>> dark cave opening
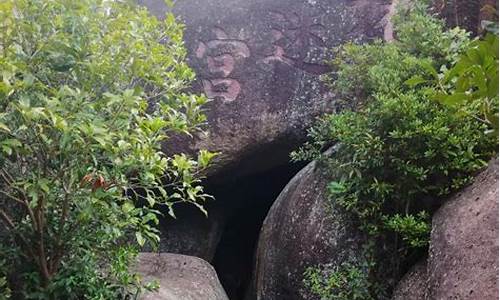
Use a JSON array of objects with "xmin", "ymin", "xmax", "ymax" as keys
[
  {"xmin": 209, "ymin": 162, "xmax": 304, "ymax": 300},
  {"xmin": 156, "ymin": 135, "xmax": 308, "ymax": 299}
]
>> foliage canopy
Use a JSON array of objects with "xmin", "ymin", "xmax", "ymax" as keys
[
  {"xmin": 0, "ymin": 0, "xmax": 213, "ymax": 298},
  {"xmin": 296, "ymin": 1, "xmax": 498, "ymax": 299}
]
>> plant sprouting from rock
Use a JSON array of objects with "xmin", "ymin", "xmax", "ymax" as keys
[{"xmin": 304, "ymin": 262, "xmax": 377, "ymax": 300}]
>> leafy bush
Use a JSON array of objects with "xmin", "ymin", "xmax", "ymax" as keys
[
  {"xmin": 304, "ymin": 262, "xmax": 375, "ymax": 300},
  {"xmin": 0, "ymin": 259, "xmax": 10, "ymax": 300},
  {"xmin": 0, "ymin": 0, "xmax": 213, "ymax": 298},
  {"xmin": 393, "ymin": 0, "xmax": 470, "ymax": 63},
  {"xmin": 326, "ymin": 41, "xmax": 429, "ymax": 110},
  {"xmin": 297, "ymin": 1, "xmax": 498, "ymax": 298},
  {"xmin": 311, "ymin": 90, "xmax": 494, "ymax": 234},
  {"xmin": 409, "ymin": 33, "xmax": 499, "ymax": 135},
  {"xmin": 383, "ymin": 212, "xmax": 430, "ymax": 249}
]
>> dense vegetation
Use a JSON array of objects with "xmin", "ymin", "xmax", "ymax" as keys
[
  {"xmin": 293, "ymin": 1, "xmax": 498, "ymax": 299},
  {"xmin": 0, "ymin": 0, "xmax": 213, "ymax": 298},
  {"xmin": 0, "ymin": 0, "xmax": 497, "ymax": 299}
]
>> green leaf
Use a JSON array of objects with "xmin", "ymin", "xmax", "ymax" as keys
[
  {"xmin": 0, "ymin": 123, "xmax": 10, "ymax": 133},
  {"xmin": 172, "ymin": 154, "xmax": 192, "ymax": 171},
  {"xmin": 28, "ymin": 190, "xmax": 38, "ymax": 208},
  {"xmin": 1, "ymin": 139, "xmax": 21, "ymax": 153},
  {"xmin": 38, "ymin": 178, "xmax": 50, "ymax": 194},
  {"xmin": 167, "ymin": 203, "xmax": 176, "ymax": 218},
  {"xmin": 197, "ymin": 150, "xmax": 217, "ymax": 168},
  {"xmin": 421, "ymin": 61, "xmax": 438, "ymax": 79},
  {"xmin": 438, "ymin": 92, "xmax": 468, "ymax": 106},
  {"xmin": 1, "ymin": 145, "xmax": 12, "ymax": 155},
  {"xmin": 135, "ymin": 232, "xmax": 145, "ymax": 247},
  {"xmin": 122, "ymin": 201, "xmax": 135, "ymax": 214},
  {"xmin": 404, "ymin": 76, "xmax": 427, "ymax": 87},
  {"xmin": 146, "ymin": 194, "xmax": 155, "ymax": 207},
  {"xmin": 193, "ymin": 202, "xmax": 208, "ymax": 217},
  {"xmin": 328, "ymin": 181, "xmax": 347, "ymax": 194}
]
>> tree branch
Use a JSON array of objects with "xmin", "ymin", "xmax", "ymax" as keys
[{"xmin": 0, "ymin": 208, "xmax": 39, "ymax": 267}]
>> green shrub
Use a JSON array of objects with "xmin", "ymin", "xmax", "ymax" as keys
[
  {"xmin": 296, "ymin": 1, "xmax": 498, "ymax": 298},
  {"xmin": 327, "ymin": 41, "xmax": 430, "ymax": 109},
  {"xmin": 393, "ymin": 1, "xmax": 470, "ymax": 63},
  {"xmin": 0, "ymin": 259, "xmax": 10, "ymax": 300},
  {"xmin": 409, "ymin": 33, "xmax": 499, "ymax": 135},
  {"xmin": 312, "ymin": 90, "xmax": 494, "ymax": 232},
  {"xmin": 383, "ymin": 212, "xmax": 430, "ymax": 249},
  {"xmin": 0, "ymin": 0, "xmax": 213, "ymax": 298},
  {"xmin": 304, "ymin": 262, "xmax": 375, "ymax": 300}
]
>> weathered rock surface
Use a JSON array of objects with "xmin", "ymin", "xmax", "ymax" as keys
[
  {"xmin": 139, "ymin": 0, "xmax": 392, "ymax": 182},
  {"xmin": 157, "ymin": 204, "xmax": 227, "ymax": 261},
  {"xmin": 391, "ymin": 259, "xmax": 428, "ymax": 300},
  {"xmin": 135, "ymin": 253, "xmax": 229, "ymax": 300},
  {"xmin": 252, "ymin": 158, "xmax": 368, "ymax": 300},
  {"xmin": 433, "ymin": 0, "xmax": 499, "ymax": 35},
  {"xmin": 137, "ymin": 0, "xmax": 394, "ymax": 266},
  {"xmin": 391, "ymin": 158, "xmax": 499, "ymax": 300},
  {"xmin": 427, "ymin": 158, "xmax": 499, "ymax": 300}
]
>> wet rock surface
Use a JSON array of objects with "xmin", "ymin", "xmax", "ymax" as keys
[
  {"xmin": 135, "ymin": 253, "xmax": 229, "ymax": 300},
  {"xmin": 427, "ymin": 158, "xmax": 499, "ymax": 300}
]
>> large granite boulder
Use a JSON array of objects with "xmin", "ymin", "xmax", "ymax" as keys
[
  {"xmin": 252, "ymin": 158, "xmax": 368, "ymax": 300},
  {"xmin": 391, "ymin": 259, "xmax": 428, "ymax": 300},
  {"xmin": 391, "ymin": 158, "xmax": 499, "ymax": 300},
  {"xmin": 139, "ymin": 0, "xmax": 392, "ymax": 181},
  {"xmin": 137, "ymin": 0, "xmax": 394, "ymax": 280},
  {"xmin": 427, "ymin": 158, "xmax": 499, "ymax": 299},
  {"xmin": 135, "ymin": 253, "xmax": 229, "ymax": 300}
]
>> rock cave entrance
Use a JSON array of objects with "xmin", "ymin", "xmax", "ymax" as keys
[{"xmin": 208, "ymin": 161, "xmax": 304, "ymax": 300}]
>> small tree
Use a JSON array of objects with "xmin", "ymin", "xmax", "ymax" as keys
[{"xmin": 0, "ymin": 0, "xmax": 214, "ymax": 297}]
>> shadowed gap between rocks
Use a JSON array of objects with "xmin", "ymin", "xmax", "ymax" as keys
[
  {"xmin": 155, "ymin": 137, "xmax": 308, "ymax": 299},
  {"xmin": 209, "ymin": 161, "xmax": 305, "ymax": 300},
  {"xmin": 154, "ymin": 158, "xmax": 304, "ymax": 300}
]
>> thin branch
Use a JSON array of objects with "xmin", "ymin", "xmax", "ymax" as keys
[
  {"xmin": 50, "ymin": 182, "xmax": 72, "ymax": 273},
  {"xmin": 35, "ymin": 197, "xmax": 51, "ymax": 285},
  {"xmin": 0, "ymin": 190, "xmax": 27, "ymax": 207},
  {"xmin": 0, "ymin": 208, "xmax": 38, "ymax": 265},
  {"xmin": 0, "ymin": 209, "xmax": 15, "ymax": 229},
  {"xmin": 0, "ymin": 170, "xmax": 38, "ymax": 232}
]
